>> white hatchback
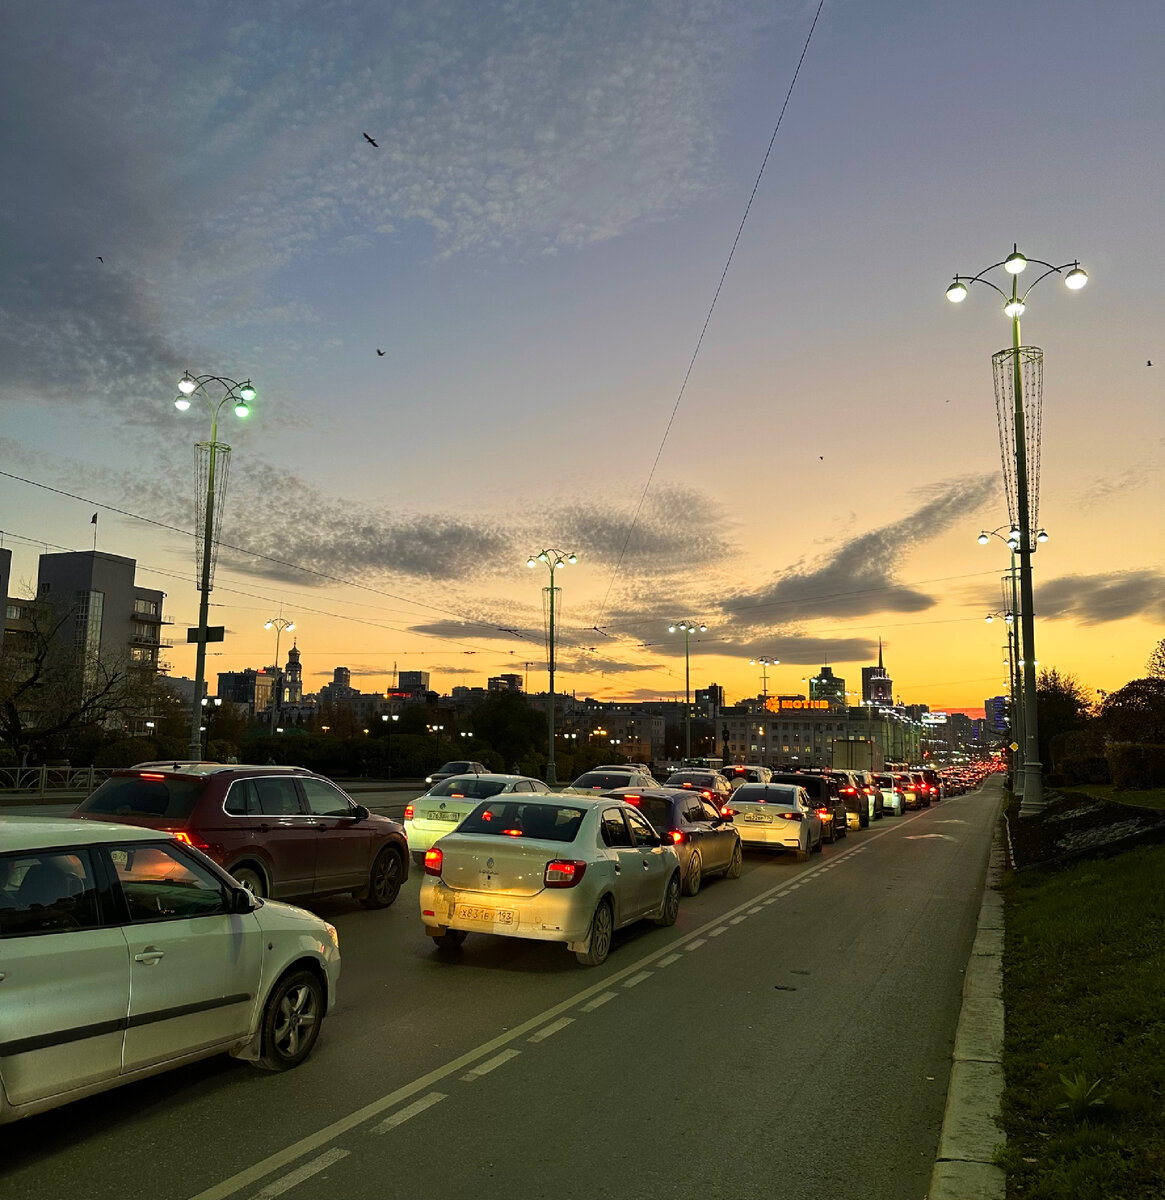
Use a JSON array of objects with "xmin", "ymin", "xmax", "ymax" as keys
[
  {"xmin": 0, "ymin": 816, "xmax": 340, "ymax": 1125},
  {"xmin": 404, "ymin": 774, "xmax": 554, "ymax": 864}
]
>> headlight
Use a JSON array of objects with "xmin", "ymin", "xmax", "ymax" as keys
[{"xmin": 323, "ymin": 922, "xmax": 339, "ymax": 951}]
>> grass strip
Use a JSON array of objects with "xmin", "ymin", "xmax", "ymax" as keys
[
  {"xmin": 999, "ymin": 841, "xmax": 1165, "ymax": 1198},
  {"xmin": 1058, "ymin": 783, "xmax": 1165, "ymax": 811}
]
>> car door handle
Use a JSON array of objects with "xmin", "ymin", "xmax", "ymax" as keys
[{"xmin": 134, "ymin": 948, "xmax": 164, "ymax": 965}]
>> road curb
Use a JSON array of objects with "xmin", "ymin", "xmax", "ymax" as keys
[{"xmin": 927, "ymin": 792, "xmax": 1007, "ymax": 1200}]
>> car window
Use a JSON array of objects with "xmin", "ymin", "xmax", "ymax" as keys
[
  {"xmin": 107, "ymin": 843, "xmax": 227, "ymax": 922},
  {"xmin": 513, "ymin": 780, "xmax": 533, "ymax": 793},
  {"xmin": 625, "ymin": 808, "xmax": 660, "ymax": 847},
  {"xmin": 699, "ymin": 800, "xmax": 722, "ymax": 822},
  {"xmin": 0, "ymin": 850, "xmax": 101, "ymax": 937},
  {"xmin": 634, "ymin": 796, "xmax": 673, "ymax": 832},
  {"xmin": 300, "ymin": 777, "xmax": 352, "ymax": 817},
  {"xmin": 530, "ymin": 780, "xmax": 552, "ymax": 793},
  {"xmin": 456, "ymin": 802, "xmax": 585, "ymax": 842},
  {"xmin": 430, "ymin": 777, "xmax": 509, "ymax": 800},
  {"xmin": 683, "ymin": 800, "xmax": 705, "ymax": 824},
  {"xmin": 437, "ymin": 762, "xmax": 473, "ymax": 774},
  {"xmin": 734, "ymin": 783, "xmax": 800, "ymax": 806},
  {"xmin": 574, "ymin": 772, "xmax": 636, "ymax": 790},
  {"xmin": 600, "ymin": 809, "xmax": 632, "ymax": 848},
  {"xmin": 224, "ymin": 779, "xmax": 259, "ymax": 815},
  {"xmin": 78, "ymin": 775, "xmax": 205, "ymax": 818},
  {"xmin": 253, "ymin": 777, "xmax": 303, "ymax": 816}
]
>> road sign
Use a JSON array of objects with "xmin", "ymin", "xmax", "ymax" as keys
[
  {"xmin": 1009, "ymin": 741, "xmax": 1019, "ymax": 751},
  {"xmin": 187, "ymin": 626, "xmax": 225, "ymax": 643}
]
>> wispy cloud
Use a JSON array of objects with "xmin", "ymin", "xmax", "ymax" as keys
[
  {"xmin": 722, "ymin": 475, "xmax": 1000, "ymax": 624},
  {"xmin": 1037, "ymin": 571, "xmax": 1165, "ymax": 626}
]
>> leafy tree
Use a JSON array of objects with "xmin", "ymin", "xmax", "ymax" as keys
[
  {"xmin": 1099, "ymin": 677, "xmax": 1165, "ymax": 745},
  {"xmin": 467, "ymin": 691, "xmax": 544, "ymax": 765},
  {"xmin": 1034, "ymin": 668, "xmax": 1092, "ymax": 775},
  {"xmin": 1147, "ymin": 638, "xmax": 1165, "ymax": 681}
]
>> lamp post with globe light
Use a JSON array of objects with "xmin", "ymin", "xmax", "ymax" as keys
[
  {"xmin": 669, "ymin": 621, "xmax": 708, "ymax": 762},
  {"xmin": 263, "ymin": 615, "xmax": 295, "ymax": 734},
  {"xmin": 526, "ymin": 549, "xmax": 577, "ymax": 784},
  {"xmin": 749, "ymin": 656, "xmax": 779, "ymax": 703},
  {"xmin": 947, "ymin": 247, "xmax": 1086, "ymax": 813},
  {"xmin": 174, "ymin": 371, "xmax": 256, "ymax": 759}
]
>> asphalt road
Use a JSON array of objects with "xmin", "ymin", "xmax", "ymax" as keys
[{"xmin": 0, "ymin": 777, "xmax": 1002, "ymax": 1200}]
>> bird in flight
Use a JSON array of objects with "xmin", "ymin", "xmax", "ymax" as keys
[
  {"xmin": 819, "ymin": 455, "xmax": 824, "ymax": 461},
  {"xmin": 96, "ymin": 256, "xmax": 103, "ymax": 263},
  {"xmin": 363, "ymin": 132, "xmax": 378, "ymax": 147},
  {"xmin": 1149, "ymin": 360, "xmax": 1154, "ymax": 367},
  {"xmin": 376, "ymin": 349, "xmax": 385, "ymax": 357}
]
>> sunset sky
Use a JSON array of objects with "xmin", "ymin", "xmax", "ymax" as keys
[{"xmin": 2, "ymin": 0, "xmax": 1161, "ymax": 718}]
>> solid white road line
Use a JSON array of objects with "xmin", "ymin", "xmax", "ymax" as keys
[
  {"xmin": 371, "ymin": 1093, "xmax": 446, "ymax": 1134},
  {"xmin": 460, "ymin": 1049, "xmax": 520, "ymax": 1081},
  {"xmin": 528, "ymin": 1018, "xmax": 574, "ymax": 1043},
  {"xmin": 245, "ymin": 1149, "xmax": 350, "ymax": 1200}
]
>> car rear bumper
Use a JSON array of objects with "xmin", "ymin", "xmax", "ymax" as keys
[
  {"xmin": 733, "ymin": 824, "xmax": 801, "ymax": 850},
  {"xmin": 419, "ymin": 878, "xmax": 593, "ymax": 944}
]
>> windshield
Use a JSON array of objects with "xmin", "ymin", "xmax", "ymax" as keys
[
  {"xmin": 666, "ymin": 772, "xmax": 715, "ymax": 787},
  {"xmin": 457, "ymin": 801, "xmax": 586, "ymax": 842},
  {"xmin": 435, "ymin": 762, "xmax": 474, "ymax": 774},
  {"xmin": 770, "ymin": 773, "xmax": 824, "ymax": 798},
  {"xmin": 573, "ymin": 772, "xmax": 636, "ymax": 789},
  {"xmin": 77, "ymin": 775, "xmax": 205, "ymax": 819},
  {"xmin": 427, "ymin": 777, "xmax": 507, "ymax": 799},
  {"xmin": 733, "ymin": 783, "xmax": 800, "ymax": 806}
]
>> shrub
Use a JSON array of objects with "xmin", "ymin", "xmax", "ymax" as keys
[
  {"xmin": 1106, "ymin": 743, "xmax": 1165, "ymax": 789},
  {"xmin": 1059, "ymin": 754, "xmax": 1111, "ymax": 786}
]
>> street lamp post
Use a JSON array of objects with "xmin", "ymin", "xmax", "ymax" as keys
[
  {"xmin": 427, "ymin": 723, "xmax": 445, "ymax": 762},
  {"xmin": 526, "ymin": 549, "xmax": 578, "ymax": 784},
  {"xmin": 199, "ymin": 695, "xmax": 222, "ymax": 757},
  {"xmin": 948, "ymin": 247, "xmax": 1086, "ymax": 814},
  {"xmin": 263, "ymin": 615, "xmax": 295, "ymax": 734},
  {"xmin": 749, "ymin": 656, "xmax": 779, "ymax": 702},
  {"xmin": 174, "ymin": 371, "xmax": 256, "ymax": 759},
  {"xmin": 669, "ymin": 621, "xmax": 708, "ymax": 762}
]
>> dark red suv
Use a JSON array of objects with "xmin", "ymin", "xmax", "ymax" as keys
[{"xmin": 73, "ymin": 764, "xmax": 408, "ymax": 908}]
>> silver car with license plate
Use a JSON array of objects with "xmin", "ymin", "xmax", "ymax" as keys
[
  {"xmin": 419, "ymin": 796, "xmax": 681, "ymax": 966},
  {"xmin": 404, "ymin": 774, "xmax": 553, "ymax": 864},
  {"xmin": 728, "ymin": 783, "xmax": 823, "ymax": 861}
]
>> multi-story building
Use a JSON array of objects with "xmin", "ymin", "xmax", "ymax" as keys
[
  {"xmin": 984, "ymin": 695, "xmax": 1009, "ymax": 735},
  {"xmin": 397, "ymin": 670, "xmax": 430, "ymax": 698},
  {"xmin": 694, "ymin": 683, "xmax": 724, "ymax": 719},
  {"xmin": 861, "ymin": 639, "xmax": 894, "ymax": 704},
  {"xmin": 807, "ymin": 665, "xmax": 846, "ymax": 707},
  {"xmin": 488, "ymin": 674, "xmax": 522, "ymax": 693}
]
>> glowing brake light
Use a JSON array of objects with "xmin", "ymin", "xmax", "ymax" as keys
[
  {"xmin": 424, "ymin": 848, "xmax": 443, "ymax": 876},
  {"xmin": 544, "ymin": 859, "xmax": 588, "ymax": 888},
  {"xmin": 777, "ymin": 811, "xmax": 804, "ymax": 821},
  {"xmin": 670, "ymin": 830, "xmax": 685, "ymax": 844},
  {"xmin": 140, "ymin": 773, "xmax": 166, "ymax": 780},
  {"xmin": 502, "ymin": 828, "xmax": 523, "ymax": 837},
  {"xmin": 404, "ymin": 804, "xmax": 415, "ymax": 820},
  {"xmin": 701, "ymin": 790, "xmax": 714, "ymax": 800},
  {"xmin": 623, "ymin": 794, "xmax": 641, "ymax": 805},
  {"xmin": 720, "ymin": 806, "xmax": 735, "ymax": 817},
  {"xmin": 815, "ymin": 807, "xmax": 829, "ymax": 816},
  {"xmin": 172, "ymin": 830, "xmax": 209, "ymax": 849}
]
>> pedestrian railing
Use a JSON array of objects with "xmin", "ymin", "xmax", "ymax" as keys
[{"xmin": 0, "ymin": 766, "xmax": 113, "ymax": 797}]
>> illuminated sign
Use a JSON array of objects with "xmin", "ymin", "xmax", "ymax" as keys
[
  {"xmin": 922, "ymin": 713, "xmax": 948, "ymax": 725},
  {"xmin": 766, "ymin": 698, "xmax": 829, "ymax": 712}
]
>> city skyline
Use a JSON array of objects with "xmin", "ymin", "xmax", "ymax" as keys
[{"xmin": 2, "ymin": 1, "xmax": 1161, "ymax": 714}]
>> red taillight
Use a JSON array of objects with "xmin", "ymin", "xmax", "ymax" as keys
[
  {"xmin": 701, "ymin": 790, "xmax": 714, "ymax": 800},
  {"xmin": 842, "ymin": 786, "xmax": 856, "ymax": 794},
  {"xmin": 172, "ymin": 830, "xmax": 209, "ymax": 849},
  {"xmin": 777, "ymin": 811, "xmax": 804, "ymax": 821},
  {"xmin": 140, "ymin": 772, "xmax": 166, "ymax": 780},
  {"xmin": 424, "ymin": 848, "xmax": 443, "ymax": 876},
  {"xmin": 502, "ymin": 828, "xmax": 523, "ymax": 837},
  {"xmin": 670, "ymin": 830, "xmax": 685, "ymax": 844},
  {"xmin": 404, "ymin": 804, "xmax": 415, "ymax": 820},
  {"xmin": 815, "ymin": 807, "xmax": 828, "ymax": 816},
  {"xmin": 720, "ymin": 806, "xmax": 735, "ymax": 817},
  {"xmin": 544, "ymin": 859, "xmax": 588, "ymax": 888},
  {"xmin": 450, "ymin": 793, "xmax": 464, "ymax": 799},
  {"xmin": 681, "ymin": 782, "xmax": 693, "ymax": 788},
  {"xmin": 623, "ymin": 794, "xmax": 641, "ymax": 805}
]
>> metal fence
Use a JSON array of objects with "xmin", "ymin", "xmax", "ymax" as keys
[{"xmin": 0, "ymin": 767, "xmax": 113, "ymax": 797}]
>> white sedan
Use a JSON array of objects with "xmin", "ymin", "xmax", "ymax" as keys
[
  {"xmin": 727, "ymin": 783, "xmax": 823, "ymax": 861},
  {"xmin": 404, "ymin": 774, "xmax": 554, "ymax": 864},
  {"xmin": 0, "ymin": 816, "xmax": 340, "ymax": 1125},
  {"xmin": 419, "ymin": 795, "xmax": 681, "ymax": 966}
]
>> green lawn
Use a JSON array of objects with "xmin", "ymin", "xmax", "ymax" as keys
[
  {"xmin": 1058, "ymin": 783, "xmax": 1165, "ymax": 811},
  {"xmin": 999, "ymin": 842, "xmax": 1165, "ymax": 1198}
]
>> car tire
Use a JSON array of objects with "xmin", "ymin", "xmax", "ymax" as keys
[
  {"xmin": 796, "ymin": 836, "xmax": 810, "ymax": 863},
  {"xmin": 826, "ymin": 817, "xmax": 837, "ymax": 844},
  {"xmin": 653, "ymin": 873, "xmax": 681, "ymax": 927},
  {"xmin": 360, "ymin": 846, "xmax": 404, "ymax": 909},
  {"xmin": 859, "ymin": 811, "xmax": 869, "ymax": 829},
  {"xmin": 255, "ymin": 968, "xmax": 324, "ymax": 1071},
  {"xmin": 576, "ymin": 899, "xmax": 614, "ymax": 966},
  {"xmin": 432, "ymin": 929, "xmax": 467, "ymax": 953},
  {"xmin": 811, "ymin": 828, "xmax": 823, "ymax": 853},
  {"xmin": 683, "ymin": 851, "xmax": 703, "ymax": 896},
  {"xmin": 231, "ymin": 864, "xmax": 268, "ymax": 898},
  {"xmin": 725, "ymin": 840, "xmax": 743, "ymax": 879}
]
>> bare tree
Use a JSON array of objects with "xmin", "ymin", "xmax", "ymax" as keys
[{"xmin": 0, "ymin": 598, "xmax": 157, "ymax": 764}]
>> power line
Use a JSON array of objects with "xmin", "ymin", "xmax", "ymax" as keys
[{"xmin": 592, "ymin": 0, "xmax": 826, "ymax": 630}]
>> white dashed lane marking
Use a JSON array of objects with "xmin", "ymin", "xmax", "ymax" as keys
[
  {"xmin": 245, "ymin": 1149, "xmax": 350, "ymax": 1199},
  {"xmin": 656, "ymin": 952, "xmax": 682, "ymax": 967},
  {"xmin": 730, "ymin": 915, "xmax": 748, "ymax": 925},
  {"xmin": 748, "ymin": 906, "xmax": 763, "ymax": 914},
  {"xmin": 528, "ymin": 1018, "xmax": 574, "ymax": 1043},
  {"xmin": 580, "ymin": 991, "xmax": 618, "ymax": 1012},
  {"xmin": 686, "ymin": 938, "xmax": 707, "ymax": 950},
  {"xmin": 460, "ymin": 1049, "xmax": 520, "ymax": 1082},
  {"xmin": 708, "ymin": 926, "xmax": 728, "ymax": 937},
  {"xmin": 371, "ymin": 1093, "xmax": 445, "ymax": 1134},
  {"xmin": 623, "ymin": 971, "xmax": 652, "ymax": 988}
]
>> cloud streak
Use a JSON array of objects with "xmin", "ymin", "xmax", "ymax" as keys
[{"xmin": 1037, "ymin": 571, "xmax": 1165, "ymax": 626}]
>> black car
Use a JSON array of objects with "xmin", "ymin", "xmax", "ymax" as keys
[
  {"xmin": 603, "ymin": 786, "xmax": 742, "ymax": 896},
  {"xmin": 769, "ymin": 772, "xmax": 853, "ymax": 834}
]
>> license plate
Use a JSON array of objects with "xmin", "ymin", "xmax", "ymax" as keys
[
  {"xmin": 428, "ymin": 810, "xmax": 461, "ymax": 822},
  {"xmin": 743, "ymin": 811, "xmax": 772, "ymax": 823},
  {"xmin": 455, "ymin": 905, "xmax": 515, "ymax": 925}
]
